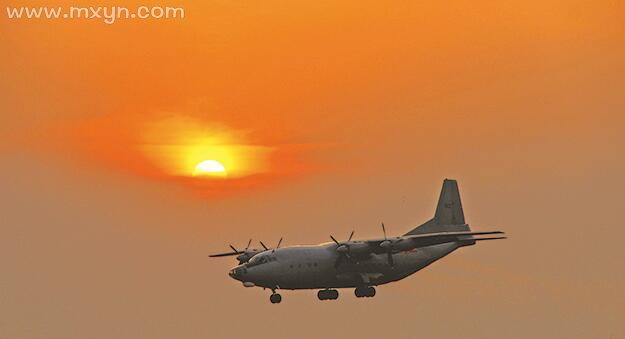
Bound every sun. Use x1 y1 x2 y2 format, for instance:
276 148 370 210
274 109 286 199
193 160 227 177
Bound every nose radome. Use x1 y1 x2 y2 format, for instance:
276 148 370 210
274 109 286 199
229 266 246 281
229 268 240 280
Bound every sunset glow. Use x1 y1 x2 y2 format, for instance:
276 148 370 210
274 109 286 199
138 116 274 179
3 0 625 336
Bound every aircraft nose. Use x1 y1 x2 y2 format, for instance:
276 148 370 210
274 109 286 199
229 266 247 281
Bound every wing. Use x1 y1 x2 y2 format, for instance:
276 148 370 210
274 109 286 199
407 230 505 247
363 230 506 253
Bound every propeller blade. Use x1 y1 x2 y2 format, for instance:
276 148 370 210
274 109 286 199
259 241 269 251
245 239 252 251
209 251 239 257
229 244 240 253
380 224 394 267
347 230 354 242
330 235 340 245
272 237 283 253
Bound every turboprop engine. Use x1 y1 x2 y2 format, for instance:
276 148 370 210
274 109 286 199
336 241 370 255
380 238 414 252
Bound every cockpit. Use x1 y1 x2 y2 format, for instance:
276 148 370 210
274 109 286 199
246 254 277 267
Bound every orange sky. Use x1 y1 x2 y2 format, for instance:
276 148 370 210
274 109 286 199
1 1 624 338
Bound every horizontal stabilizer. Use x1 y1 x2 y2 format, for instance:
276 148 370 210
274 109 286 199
471 236 507 242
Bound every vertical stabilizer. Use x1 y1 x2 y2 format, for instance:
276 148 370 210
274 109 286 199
405 179 470 235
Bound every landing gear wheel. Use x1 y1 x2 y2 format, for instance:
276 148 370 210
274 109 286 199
318 289 339 301
355 286 376 298
366 286 376 297
270 293 282 304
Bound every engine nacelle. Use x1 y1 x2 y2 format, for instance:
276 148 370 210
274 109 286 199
380 240 392 249
236 250 262 264
336 244 349 253
344 241 370 255
380 238 414 252
392 238 414 252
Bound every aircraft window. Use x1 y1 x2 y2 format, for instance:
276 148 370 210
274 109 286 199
313 263 317 267
307 263 311 267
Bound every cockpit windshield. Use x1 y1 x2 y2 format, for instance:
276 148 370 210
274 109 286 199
246 254 277 267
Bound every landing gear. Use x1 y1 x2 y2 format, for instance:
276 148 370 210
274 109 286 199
270 292 282 304
354 286 376 298
317 289 339 301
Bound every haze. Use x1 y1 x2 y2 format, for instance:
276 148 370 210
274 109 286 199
1 1 624 338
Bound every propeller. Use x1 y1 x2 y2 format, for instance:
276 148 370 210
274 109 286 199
209 240 248 257
259 238 283 252
209 239 260 264
379 223 395 268
330 230 355 268
271 238 283 254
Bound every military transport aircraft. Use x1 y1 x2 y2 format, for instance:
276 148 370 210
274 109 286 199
209 179 505 303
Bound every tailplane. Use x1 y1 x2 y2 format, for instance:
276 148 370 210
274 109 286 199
405 179 471 235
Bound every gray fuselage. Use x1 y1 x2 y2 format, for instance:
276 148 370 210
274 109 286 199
229 242 464 289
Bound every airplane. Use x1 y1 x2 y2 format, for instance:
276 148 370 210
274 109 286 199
209 179 506 304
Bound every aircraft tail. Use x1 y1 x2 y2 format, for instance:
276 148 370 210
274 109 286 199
405 179 471 235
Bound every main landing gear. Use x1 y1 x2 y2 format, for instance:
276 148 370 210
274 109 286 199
354 286 376 298
270 290 282 304
317 289 339 301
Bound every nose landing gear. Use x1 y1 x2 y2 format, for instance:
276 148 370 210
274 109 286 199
354 286 376 298
270 290 282 304
317 289 339 301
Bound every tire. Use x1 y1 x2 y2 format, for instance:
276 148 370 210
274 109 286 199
270 293 282 304
355 287 374 298
367 287 376 297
